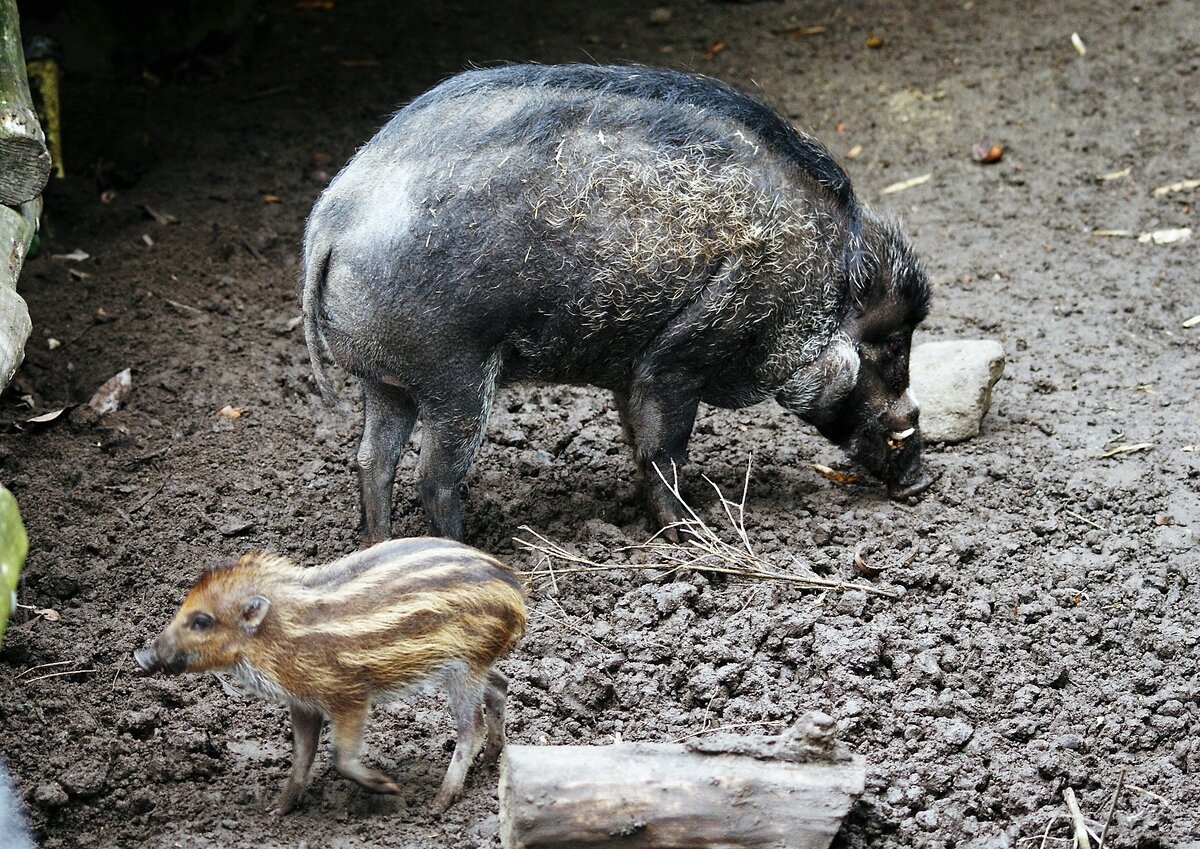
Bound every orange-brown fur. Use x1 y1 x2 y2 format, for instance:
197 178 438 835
136 538 526 815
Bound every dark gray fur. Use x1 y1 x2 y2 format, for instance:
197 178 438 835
302 64 933 542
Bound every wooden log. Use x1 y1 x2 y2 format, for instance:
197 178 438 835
0 197 36 388
0 0 52 205
499 712 865 849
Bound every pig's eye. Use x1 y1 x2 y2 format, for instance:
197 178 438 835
189 613 214 632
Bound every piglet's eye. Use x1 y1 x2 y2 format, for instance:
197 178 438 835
885 339 904 356
190 613 214 631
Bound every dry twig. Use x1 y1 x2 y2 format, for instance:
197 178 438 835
1098 768 1126 848
21 668 97 684
1063 787 1092 849
515 460 897 598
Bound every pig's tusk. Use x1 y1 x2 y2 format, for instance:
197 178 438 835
889 427 915 442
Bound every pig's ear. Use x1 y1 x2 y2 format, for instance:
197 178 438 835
240 596 271 634
778 332 860 416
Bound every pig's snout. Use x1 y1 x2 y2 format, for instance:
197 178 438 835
885 427 935 499
880 389 919 441
877 389 934 498
888 467 936 499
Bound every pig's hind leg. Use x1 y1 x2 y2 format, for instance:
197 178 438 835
415 359 498 541
433 663 489 813
356 380 418 547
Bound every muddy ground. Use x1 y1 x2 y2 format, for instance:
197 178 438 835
1 0 1197 847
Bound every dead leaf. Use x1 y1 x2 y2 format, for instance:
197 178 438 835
811 463 861 485
94 307 115 324
100 189 118 204
1098 442 1153 459
1096 167 1131 181
34 607 60 622
865 35 884 48
846 144 863 159
1152 178 1200 197
853 544 885 577
1091 229 1136 238
972 142 1005 164
1153 514 1175 526
88 369 132 415
141 205 178 225
262 194 281 203
46 338 60 350
51 249 90 262
783 25 826 38
216 405 247 419
1137 228 1191 244
703 39 727 60
68 268 92 280
1071 32 1086 56
880 173 932 195
25 408 67 425
141 233 154 247
1182 314 1200 328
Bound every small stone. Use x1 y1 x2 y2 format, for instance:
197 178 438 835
909 340 1006 443
219 517 256 537
32 782 69 809
1053 733 1084 751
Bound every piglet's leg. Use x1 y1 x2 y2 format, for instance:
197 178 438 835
329 701 401 797
481 669 509 764
272 706 324 815
433 667 487 814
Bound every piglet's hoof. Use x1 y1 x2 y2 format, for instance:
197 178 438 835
269 793 302 817
430 787 461 816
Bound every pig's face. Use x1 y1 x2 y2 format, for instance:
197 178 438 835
134 580 271 676
782 217 934 498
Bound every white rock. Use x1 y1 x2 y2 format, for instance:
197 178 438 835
909 340 1005 443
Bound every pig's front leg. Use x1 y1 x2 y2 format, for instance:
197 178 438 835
617 379 702 542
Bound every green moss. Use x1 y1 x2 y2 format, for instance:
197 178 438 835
0 485 27 646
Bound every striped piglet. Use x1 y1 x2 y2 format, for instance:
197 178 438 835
134 538 526 814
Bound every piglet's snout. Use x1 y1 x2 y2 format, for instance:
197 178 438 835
133 647 160 675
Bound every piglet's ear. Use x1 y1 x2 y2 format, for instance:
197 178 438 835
241 596 270 634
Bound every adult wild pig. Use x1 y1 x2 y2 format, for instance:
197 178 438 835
302 64 933 543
